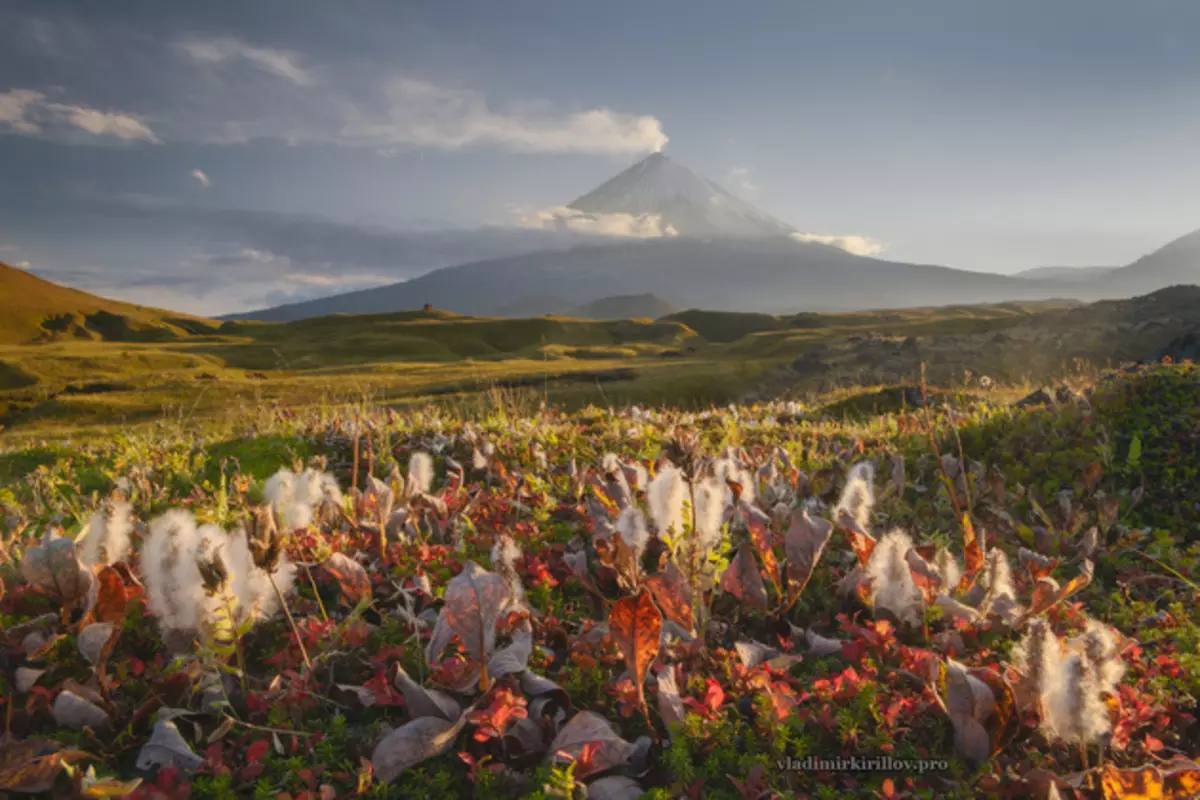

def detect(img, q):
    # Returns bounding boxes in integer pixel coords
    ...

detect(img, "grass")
[3,276,1200,441]
[0,363,1197,798]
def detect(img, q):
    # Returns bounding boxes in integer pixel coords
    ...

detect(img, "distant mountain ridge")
[1014,266,1117,281]
[225,155,1200,322]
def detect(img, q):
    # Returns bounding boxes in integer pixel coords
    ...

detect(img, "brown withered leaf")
[932,659,994,762]
[321,552,372,607]
[0,737,94,794]
[1022,559,1094,622]
[442,562,510,691]
[393,665,461,720]
[655,666,686,729]
[371,709,472,783]
[594,532,639,591]
[644,560,694,633]
[968,667,1020,757]
[986,464,1006,502]
[608,588,663,720]
[546,711,640,779]
[958,513,985,592]
[784,509,833,606]
[720,543,768,612]
[1082,462,1104,492]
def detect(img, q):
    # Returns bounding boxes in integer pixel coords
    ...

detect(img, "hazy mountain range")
[207,153,1200,322]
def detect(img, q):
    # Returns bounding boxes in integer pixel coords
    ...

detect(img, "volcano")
[566,152,796,238]
[227,154,1076,321]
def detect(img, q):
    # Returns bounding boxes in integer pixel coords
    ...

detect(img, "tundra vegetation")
[1,357,1198,799]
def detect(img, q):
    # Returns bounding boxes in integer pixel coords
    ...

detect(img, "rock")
[1153,329,1200,363]
[1015,388,1053,408]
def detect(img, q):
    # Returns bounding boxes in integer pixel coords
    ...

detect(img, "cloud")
[179,37,315,86]
[16,260,31,268]
[790,232,885,257]
[728,167,759,197]
[0,88,158,142]
[514,205,678,237]
[339,78,668,154]
[190,168,212,188]
[170,37,668,153]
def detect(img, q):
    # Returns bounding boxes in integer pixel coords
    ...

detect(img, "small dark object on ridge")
[1015,387,1053,408]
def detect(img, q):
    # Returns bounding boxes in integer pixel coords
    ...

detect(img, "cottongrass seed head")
[647,462,686,536]
[866,529,923,626]
[79,498,134,568]
[834,461,876,531]
[265,467,343,530]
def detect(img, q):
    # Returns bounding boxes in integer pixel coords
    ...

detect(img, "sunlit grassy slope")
[0,261,221,345]
[2,257,1198,439]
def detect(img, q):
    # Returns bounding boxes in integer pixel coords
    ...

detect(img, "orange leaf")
[957,514,985,592]
[90,565,131,626]
[644,560,693,633]
[608,588,663,721]
[1099,760,1200,799]
[839,517,876,567]
[0,739,93,793]
[744,506,780,593]
[1023,559,1094,621]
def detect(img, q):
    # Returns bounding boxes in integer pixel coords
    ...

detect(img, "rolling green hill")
[0,261,221,345]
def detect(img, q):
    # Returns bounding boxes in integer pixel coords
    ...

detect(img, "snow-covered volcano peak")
[567,153,797,239]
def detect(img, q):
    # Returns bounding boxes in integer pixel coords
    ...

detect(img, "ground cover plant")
[1,363,1198,798]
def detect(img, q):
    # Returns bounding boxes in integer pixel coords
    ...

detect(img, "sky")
[2,0,1200,315]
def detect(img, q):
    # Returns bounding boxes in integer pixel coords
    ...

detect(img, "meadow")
[3,273,1200,797]
[1,350,1198,798]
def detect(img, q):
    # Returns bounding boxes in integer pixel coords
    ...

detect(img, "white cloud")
[0,88,158,142]
[514,205,678,238]
[180,37,316,86]
[17,260,32,269]
[190,168,211,188]
[171,39,667,154]
[339,78,668,154]
[728,167,759,197]
[790,232,885,257]
[181,247,391,288]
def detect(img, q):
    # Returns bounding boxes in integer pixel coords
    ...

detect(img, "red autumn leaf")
[246,739,270,764]
[644,559,694,633]
[683,678,726,719]
[720,543,768,612]
[608,588,663,721]
[321,553,372,607]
